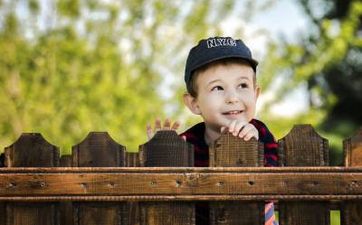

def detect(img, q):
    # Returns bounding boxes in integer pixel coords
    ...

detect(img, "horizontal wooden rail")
[1,167,362,201]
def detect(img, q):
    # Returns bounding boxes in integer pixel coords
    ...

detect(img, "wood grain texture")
[278,125,330,225]
[1,167,362,198]
[6,203,59,225]
[278,124,328,166]
[342,128,362,225]
[209,201,263,225]
[209,133,263,167]
[139,130,194,225]
[1,126,362,224]
[3,133,59,225]
[139,130,193,167]
[72,132,126,167]
[71,132,127,225]
[344,128,362,167]
[209,133,264,225]
[1,168,362,199]
[4,133,59,167]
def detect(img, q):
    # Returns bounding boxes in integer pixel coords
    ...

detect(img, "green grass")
[274,210,340,225]
[331,210,340,225]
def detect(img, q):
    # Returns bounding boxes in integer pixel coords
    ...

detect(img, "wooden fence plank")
[4,133,59,167]
[59,155,73,225]
[72,132,126,167]
[140,202,194,225]
[3,133,59,225]
[139,130,194,225]
[0,200,4,225]
[0,126,361,224]
[209,133,263,167]
[209,133,264,225]
[139,130,193,167]
[344,128,362,167]
[60,155,72,167]
[278,125,330,225]
[2,167,362,199]
[6,203,59,225]
[342,128,362,225]
[71,132,127,225]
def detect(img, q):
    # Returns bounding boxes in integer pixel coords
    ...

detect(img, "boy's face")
[184,63,260,132]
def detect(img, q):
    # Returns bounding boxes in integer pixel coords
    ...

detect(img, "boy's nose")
[225,92,239,104]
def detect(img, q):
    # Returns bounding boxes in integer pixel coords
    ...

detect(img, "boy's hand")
[146,118,180,140]
[221,120,259,141]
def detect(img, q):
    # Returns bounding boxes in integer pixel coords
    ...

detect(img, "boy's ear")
[183,93,201,115]
[255,85,261,100]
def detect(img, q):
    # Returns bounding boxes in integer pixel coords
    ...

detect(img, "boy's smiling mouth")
[222,110,244,120]
[222,110,243,115]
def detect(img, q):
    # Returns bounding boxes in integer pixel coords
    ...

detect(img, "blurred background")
[0,1,361,224]
[0,0,361,165]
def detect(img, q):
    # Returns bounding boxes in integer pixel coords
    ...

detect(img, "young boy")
[148,36,278,225]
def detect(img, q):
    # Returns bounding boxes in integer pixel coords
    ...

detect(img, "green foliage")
[57,0,80,18]
[0,0,241,154]
[258,0,362,166]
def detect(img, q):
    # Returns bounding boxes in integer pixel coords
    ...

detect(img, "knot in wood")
[184,173,205,187]
[348,180,359,191]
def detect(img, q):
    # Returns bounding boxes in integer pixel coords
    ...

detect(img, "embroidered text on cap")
[206,37,237,48]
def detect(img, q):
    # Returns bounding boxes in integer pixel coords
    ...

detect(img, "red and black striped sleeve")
[250,119,279,167]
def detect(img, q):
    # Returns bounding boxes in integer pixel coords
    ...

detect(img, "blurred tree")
[258,0,362,165]
[1,0,273,153]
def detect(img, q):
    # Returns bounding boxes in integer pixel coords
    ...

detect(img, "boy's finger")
[146,124,153,140]
[220,126,227,133]
[163,118,171,129]
[234,121,247,136]
[238,123,252,137]
[243,132,258,141]
[239,126,259,141]
[243,133,253,141]
[228,120,237,133]
[155,118,162,131]
[180,135,187,141]
[171,121,181,130]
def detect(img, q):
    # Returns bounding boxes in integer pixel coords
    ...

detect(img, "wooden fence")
[0,124,361,225]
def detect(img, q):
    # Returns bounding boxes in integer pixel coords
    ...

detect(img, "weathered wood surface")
[2,133,59,225]
[209,133,263,167]
[71,132,127,225]
[139,130,195,225]
[4,133,59,167]
[342,128,362,225]
[278,125,330,225]
[139,130,193,167]
[209,133,264,225]
[72,132,126,167]
[0,126,361,225]
[1,167,362,201]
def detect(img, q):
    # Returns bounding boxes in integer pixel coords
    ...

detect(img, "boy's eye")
[211,86,223,91]
[238,83,249,88]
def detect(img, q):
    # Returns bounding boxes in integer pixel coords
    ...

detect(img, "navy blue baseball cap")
[184,37,258,93]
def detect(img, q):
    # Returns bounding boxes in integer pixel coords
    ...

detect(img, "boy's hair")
[188,58,257,97]
[184,37,258,95]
